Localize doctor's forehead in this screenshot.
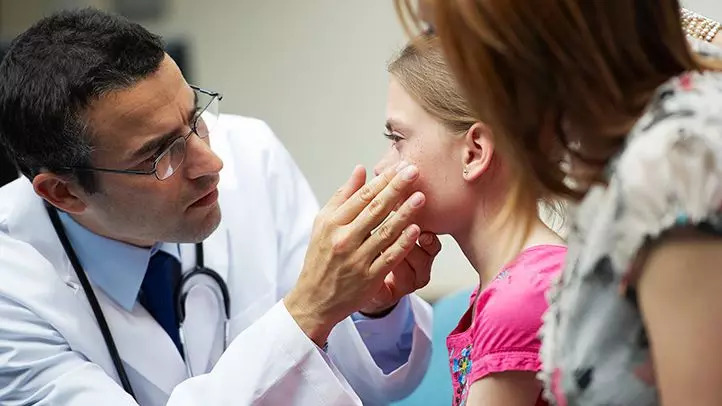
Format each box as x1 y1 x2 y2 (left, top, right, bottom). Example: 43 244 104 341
84 57 193 139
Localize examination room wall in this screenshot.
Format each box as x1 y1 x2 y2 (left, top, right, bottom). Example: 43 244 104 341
2 0 720 301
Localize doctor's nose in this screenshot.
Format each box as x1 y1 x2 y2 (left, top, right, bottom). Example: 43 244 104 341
183 133 224 180
373 148 399 176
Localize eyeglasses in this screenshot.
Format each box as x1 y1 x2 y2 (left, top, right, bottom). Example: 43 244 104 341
60 85 223 181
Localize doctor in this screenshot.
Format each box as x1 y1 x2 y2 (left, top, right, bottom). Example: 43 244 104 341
0 8 438 406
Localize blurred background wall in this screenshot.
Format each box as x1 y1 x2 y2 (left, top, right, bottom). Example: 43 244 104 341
1 0 720 301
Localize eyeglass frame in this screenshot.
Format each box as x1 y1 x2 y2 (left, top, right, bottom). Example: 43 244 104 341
57 85 223 181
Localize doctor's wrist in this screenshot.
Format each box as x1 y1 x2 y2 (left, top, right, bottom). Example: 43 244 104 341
359 301 399 319
283 296 332 347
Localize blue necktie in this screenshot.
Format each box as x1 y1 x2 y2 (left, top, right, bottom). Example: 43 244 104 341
141 251 183 355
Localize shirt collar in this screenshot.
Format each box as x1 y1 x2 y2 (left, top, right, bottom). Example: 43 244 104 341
58 212 181 311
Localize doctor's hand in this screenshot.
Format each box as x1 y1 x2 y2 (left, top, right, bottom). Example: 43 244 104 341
284 162 425 347
359 231 441 317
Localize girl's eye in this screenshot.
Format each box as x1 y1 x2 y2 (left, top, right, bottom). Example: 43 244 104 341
383 131 404 143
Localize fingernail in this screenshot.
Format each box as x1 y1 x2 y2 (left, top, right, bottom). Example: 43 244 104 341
410 192 425 207
401 165 419 180
406 225 421 238
420 234 433 245
396 161 409 172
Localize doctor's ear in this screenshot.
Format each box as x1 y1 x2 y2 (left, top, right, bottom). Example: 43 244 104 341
460 122 495 182
32 172 88 214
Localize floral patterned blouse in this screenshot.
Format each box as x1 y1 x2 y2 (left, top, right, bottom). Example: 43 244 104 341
539 38 722 406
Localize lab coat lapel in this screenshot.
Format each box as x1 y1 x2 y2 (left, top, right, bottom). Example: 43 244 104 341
98 293 188 395
178 217 230 375
6 182 187 396
3 181 125 382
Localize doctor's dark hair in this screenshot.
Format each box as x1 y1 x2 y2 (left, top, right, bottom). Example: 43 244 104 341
0 8 165 192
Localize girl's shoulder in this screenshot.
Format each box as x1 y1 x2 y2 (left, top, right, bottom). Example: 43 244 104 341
466 245 566 383
472 244 566 342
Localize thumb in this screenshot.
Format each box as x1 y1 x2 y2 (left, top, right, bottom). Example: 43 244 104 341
368 275 396 308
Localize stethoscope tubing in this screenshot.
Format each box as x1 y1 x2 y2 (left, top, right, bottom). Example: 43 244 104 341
45 203 230 399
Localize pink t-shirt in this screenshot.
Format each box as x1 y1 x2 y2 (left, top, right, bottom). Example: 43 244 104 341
446 245 566 406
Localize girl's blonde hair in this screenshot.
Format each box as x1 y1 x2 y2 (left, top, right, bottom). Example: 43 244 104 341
389 35 562 235
388 36 477 135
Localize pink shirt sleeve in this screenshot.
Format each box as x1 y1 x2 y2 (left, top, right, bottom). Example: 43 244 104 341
469 246 565 383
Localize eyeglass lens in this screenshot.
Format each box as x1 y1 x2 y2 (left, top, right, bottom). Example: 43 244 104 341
154 92 220 180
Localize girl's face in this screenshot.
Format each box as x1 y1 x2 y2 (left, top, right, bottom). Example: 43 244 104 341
375 76 475 234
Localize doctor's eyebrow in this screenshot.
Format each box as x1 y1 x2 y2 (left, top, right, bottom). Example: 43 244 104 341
131 92 199 160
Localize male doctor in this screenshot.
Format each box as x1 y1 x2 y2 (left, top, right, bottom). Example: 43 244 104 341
0 8 439 406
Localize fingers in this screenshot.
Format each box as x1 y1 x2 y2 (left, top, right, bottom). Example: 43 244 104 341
386 233 441 296
334 161 416 226
417 232 442 256
409 233 440 288
402 247 431 285
369 245 435 308
349 168 421 242
368 223 421 280
358 188 425 257
396 243 437 291
366 282 394 310
324 165 367 211
332 164 397 224
387 260 419 296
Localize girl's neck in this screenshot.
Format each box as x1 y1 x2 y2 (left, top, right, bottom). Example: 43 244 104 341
453 208 563 286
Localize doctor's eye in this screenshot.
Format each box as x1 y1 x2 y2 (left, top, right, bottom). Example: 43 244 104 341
135 150 162 170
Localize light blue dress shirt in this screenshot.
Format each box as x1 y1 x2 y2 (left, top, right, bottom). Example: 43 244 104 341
59 212 180 312
58 213 415 374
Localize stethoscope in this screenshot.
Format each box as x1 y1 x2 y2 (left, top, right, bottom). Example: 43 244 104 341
44 202 231 399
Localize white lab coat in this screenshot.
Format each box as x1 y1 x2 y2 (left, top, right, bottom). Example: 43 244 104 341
0 114 432 406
